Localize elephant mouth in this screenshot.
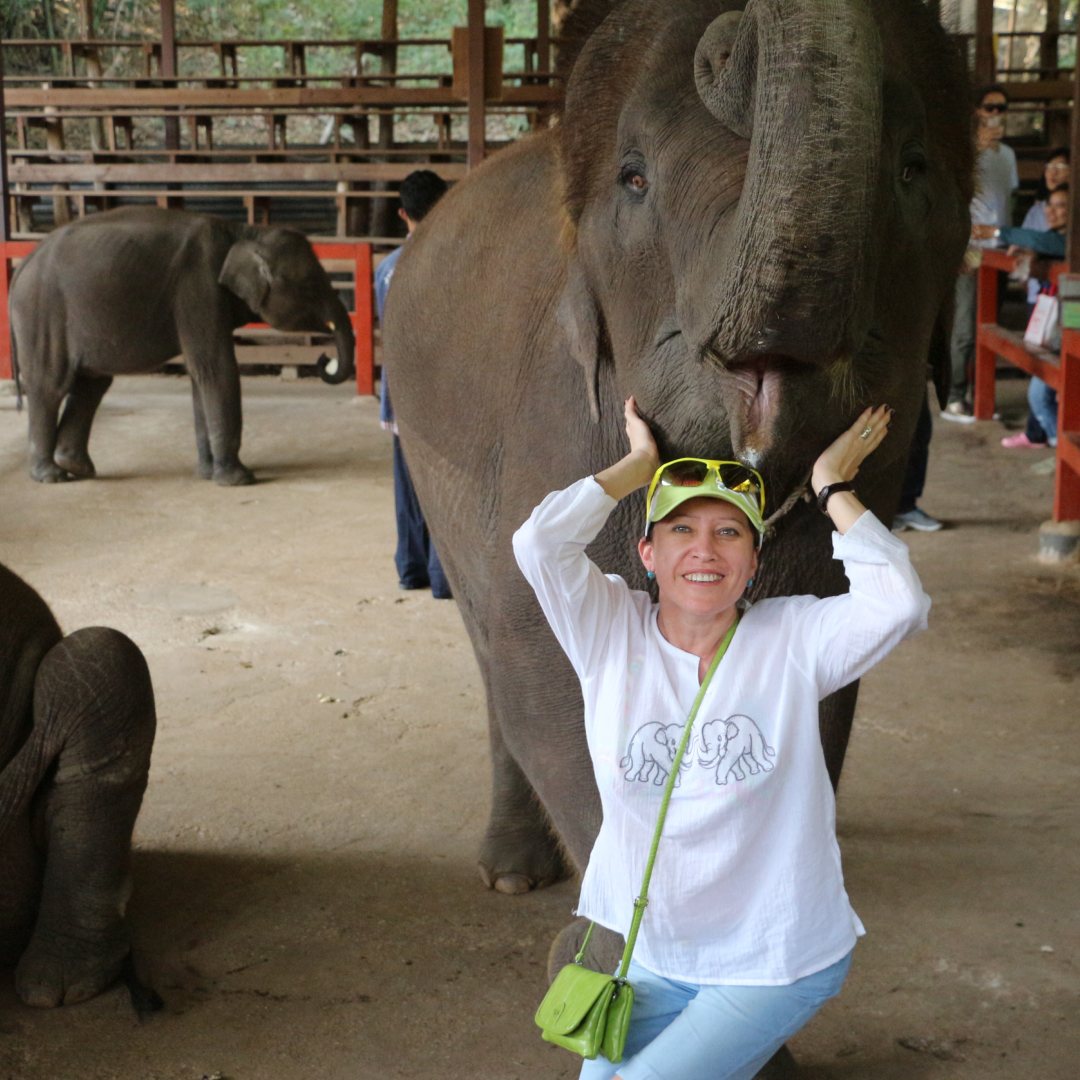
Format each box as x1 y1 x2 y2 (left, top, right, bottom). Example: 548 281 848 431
717 357 785 466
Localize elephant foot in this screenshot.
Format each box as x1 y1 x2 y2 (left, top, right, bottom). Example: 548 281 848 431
15 925 129 1008
29 461 75 484
212 463 256 486
548 918 624 982
53 450 96 479
478 822 572 895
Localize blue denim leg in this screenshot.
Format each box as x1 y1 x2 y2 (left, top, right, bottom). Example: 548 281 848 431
1027 377 1059 445
392 435 431 588
579 952 852 1080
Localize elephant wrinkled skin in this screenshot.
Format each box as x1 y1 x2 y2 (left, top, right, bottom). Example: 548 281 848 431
0 562 156 1007
9 206 356 486
385 0 971 992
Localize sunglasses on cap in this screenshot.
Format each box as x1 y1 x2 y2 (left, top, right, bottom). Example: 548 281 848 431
645 458 766 536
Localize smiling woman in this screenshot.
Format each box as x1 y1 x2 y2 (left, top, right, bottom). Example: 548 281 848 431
512 397 928 1080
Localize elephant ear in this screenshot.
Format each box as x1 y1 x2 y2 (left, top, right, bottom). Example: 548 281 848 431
557 252 604 423
219 240 275 316
928 290 956 410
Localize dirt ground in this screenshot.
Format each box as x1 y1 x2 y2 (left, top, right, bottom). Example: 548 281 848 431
0 372 1077 1080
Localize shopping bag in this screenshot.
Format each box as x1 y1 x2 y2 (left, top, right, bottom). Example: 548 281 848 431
1024 293 1060 348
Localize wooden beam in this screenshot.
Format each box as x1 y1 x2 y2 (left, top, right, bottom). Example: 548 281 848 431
160 0 180 150
0 44 10 242
974 0 995 86
467 0 486 169
8 163 468 183
537 0 551 74
1068 55 1080 271
3 87 512 108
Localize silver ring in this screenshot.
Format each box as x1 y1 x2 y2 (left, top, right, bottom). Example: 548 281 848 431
860 426 873 439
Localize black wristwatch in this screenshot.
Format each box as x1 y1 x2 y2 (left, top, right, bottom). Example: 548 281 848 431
817 481 856 515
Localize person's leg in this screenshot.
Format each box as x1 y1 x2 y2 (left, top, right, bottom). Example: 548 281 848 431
427 544 453 600
617 952 853 1080
1024 409 1049 444
393 435 431 588
896 392 932 515
1028 378 1059 446
579 963 696 1080
949 272 977 405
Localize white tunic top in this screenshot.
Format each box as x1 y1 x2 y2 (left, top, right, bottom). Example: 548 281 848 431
513 477 930 986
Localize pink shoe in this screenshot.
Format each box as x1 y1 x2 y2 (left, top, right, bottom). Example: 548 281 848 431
1001 432 1047 448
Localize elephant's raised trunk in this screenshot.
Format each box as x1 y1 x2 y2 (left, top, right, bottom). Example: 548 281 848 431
692 0 882 366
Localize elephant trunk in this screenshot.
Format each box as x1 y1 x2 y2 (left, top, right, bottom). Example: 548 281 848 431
691 0 882 365
319 292 356 385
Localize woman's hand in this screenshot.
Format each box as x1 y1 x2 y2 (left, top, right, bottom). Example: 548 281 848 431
971 223 997 241
812 405 892 494
594 397 662 502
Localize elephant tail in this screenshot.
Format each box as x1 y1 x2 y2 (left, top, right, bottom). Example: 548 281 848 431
618 749 633 770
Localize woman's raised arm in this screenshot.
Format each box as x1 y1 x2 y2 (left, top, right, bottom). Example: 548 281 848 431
594 397 661 501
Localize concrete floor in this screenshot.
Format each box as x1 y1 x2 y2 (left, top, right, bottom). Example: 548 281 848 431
0 373 1077 1080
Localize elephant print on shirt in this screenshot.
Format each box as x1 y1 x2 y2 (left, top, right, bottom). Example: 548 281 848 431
620 722 689 787
698 716 776 786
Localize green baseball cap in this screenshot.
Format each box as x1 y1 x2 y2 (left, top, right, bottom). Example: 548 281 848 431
645 459 766 536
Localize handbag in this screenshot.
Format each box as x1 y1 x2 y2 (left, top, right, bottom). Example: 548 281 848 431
535 617 739 1063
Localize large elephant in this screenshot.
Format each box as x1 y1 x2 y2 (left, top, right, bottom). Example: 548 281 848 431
386 0 969 959
9 206 356 486
0 561 156 1007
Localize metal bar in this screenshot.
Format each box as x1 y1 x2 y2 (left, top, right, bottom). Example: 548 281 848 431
346 243 375 396
973 260 1000 420
467 0 486 169
160 0 180 151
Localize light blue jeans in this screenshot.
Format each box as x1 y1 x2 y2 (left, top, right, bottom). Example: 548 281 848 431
578 951 853 1080
1028 377 1058 446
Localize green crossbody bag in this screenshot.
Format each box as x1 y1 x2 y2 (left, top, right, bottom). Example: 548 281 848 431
535 619 739 1063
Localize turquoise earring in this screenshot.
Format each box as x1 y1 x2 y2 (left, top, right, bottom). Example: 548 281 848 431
747 577 755 587
646 571 655 580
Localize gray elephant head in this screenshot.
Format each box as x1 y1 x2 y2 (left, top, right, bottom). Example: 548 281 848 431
698 718 738 767
219 227 356 384
557 0 972 504
655 723 681 762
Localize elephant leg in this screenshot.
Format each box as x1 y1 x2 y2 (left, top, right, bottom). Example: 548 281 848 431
818 680 859 792
188 356 254 486
190 378 214 480
14 627 156 1008
477 685 571 895
26 386 72 484
0 816 43 967
54 372 113 479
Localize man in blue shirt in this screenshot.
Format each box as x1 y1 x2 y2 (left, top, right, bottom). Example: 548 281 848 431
376 170 452 598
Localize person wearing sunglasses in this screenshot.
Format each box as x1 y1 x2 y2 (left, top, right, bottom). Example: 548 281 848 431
947 85 1019 423
513 399 929 1080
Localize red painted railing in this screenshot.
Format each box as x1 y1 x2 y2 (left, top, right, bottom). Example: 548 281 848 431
974 248 1079 522
0 238 375 396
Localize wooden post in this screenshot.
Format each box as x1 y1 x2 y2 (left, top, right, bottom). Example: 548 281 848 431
537 0 551 74
0 45 10 245
78 0 108 151
371 0 399 238
161 0 180 152
467 0 487 169
974 0 995 86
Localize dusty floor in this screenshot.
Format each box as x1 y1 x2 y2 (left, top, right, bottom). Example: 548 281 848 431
0 373 1077 1080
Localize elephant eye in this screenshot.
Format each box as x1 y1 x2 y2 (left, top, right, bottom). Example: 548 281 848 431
900 152 927 184
620 164 649 195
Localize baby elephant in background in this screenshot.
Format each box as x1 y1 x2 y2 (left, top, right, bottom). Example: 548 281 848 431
0 560 156 1007
698 716 775 786
9 206 356 485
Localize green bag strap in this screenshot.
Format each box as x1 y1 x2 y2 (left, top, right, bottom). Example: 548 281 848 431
573 616 740 979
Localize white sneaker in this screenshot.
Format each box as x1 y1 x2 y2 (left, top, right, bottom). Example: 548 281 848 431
892 508 944 532
941 401 976 424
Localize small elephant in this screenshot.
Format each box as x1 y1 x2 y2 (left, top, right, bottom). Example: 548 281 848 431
9 206 356 486
0 561 156 1007
620 721 688 786
698 716 775 786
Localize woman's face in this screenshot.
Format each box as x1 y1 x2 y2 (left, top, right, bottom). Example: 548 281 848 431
1046 189 1069 231
638 497 759 621
1045 156 1069 193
